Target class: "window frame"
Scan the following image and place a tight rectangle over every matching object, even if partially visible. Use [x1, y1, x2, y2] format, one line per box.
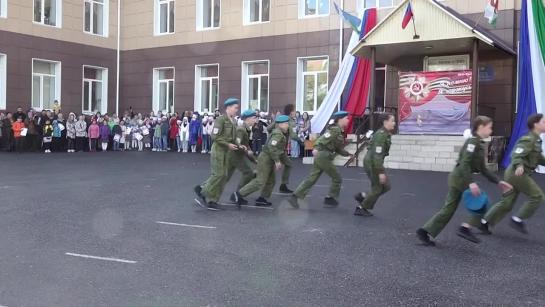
[194, 64, 220, 113]
[152, 67, 175, 114]
[154, 0, 175, 36]
[243, 0, 270, 25]
[84, 0, 109, 37]
[357, 0, 394, 12]
[298, 0, 329, 19]
[82, 65, 108, 115]
[0, 0, 7, 18]
[241, 60, 270, 112]
[33, 0, 63, 28]
[0, 53, 6, 110]
[196, 0, 221, 31]
[296, 55, 329, 115]
[31, 58, 62, 112]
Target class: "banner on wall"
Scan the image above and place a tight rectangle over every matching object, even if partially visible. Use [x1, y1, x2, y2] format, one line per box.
[398, 70, 472, 135]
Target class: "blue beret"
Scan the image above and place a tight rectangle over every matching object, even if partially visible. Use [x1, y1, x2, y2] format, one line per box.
[241, 109, 257, 119]
[224, 97, 240, 107]
[276, 115, 290, 123]
[333, 111, 349, 119]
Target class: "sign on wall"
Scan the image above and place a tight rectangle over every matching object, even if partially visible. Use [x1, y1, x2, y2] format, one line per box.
[398, 70, 472, 135]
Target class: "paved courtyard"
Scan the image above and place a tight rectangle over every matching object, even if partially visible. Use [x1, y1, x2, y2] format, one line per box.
[1, 152, 545, 306]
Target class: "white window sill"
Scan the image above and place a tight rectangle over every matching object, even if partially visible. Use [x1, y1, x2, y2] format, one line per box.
[196, 26, 221, 32]
[153, 31, 175, 36]
[33, 21, 61, 29]
[243, 20, 271, 26]
[84, 30, 109, 38]
[298, 13, 330, 19]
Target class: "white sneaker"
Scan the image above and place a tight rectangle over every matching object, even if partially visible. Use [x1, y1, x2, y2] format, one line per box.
[152, 148, 156, 152]
[178, 149, 181, 153]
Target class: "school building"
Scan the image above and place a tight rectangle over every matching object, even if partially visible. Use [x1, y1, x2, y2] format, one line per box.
[0, 0, 520, 138]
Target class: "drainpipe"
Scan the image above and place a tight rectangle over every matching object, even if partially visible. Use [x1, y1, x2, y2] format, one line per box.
[116, 0, 121, 115]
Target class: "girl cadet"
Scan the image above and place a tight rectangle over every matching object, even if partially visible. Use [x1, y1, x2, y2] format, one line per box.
[417, 116, 513, 246]
[194, 98, 240, 211]
[231, 115, 290, 208]
[288, 111, 352, 208]
[354, 113, 396, 217]
[481, 114, 545, 235]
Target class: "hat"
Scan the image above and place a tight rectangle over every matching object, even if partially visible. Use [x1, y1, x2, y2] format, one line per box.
[224, 97, 240, 107]
[462, 189, 489, 214]
[276, 115, 290, 123]
[241, 109, 257, 120]
[333, 111, 349, 119]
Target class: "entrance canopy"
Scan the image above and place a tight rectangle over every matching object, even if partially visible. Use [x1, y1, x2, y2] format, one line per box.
[350, 0, 516, 63]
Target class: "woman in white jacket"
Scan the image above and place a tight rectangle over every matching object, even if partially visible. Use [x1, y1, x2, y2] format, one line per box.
[178, 117, 190, 153]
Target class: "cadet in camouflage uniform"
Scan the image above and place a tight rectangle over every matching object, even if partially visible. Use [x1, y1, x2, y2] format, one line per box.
[194, 98, 240, 211]
[226, 110, 259, 205]
[267, 104, 298, 193]
[417, 116, 513, 245]
[354, 113, 396, 217]
[288, 111, 352, 208]
[482, 114, 545, 234]
[232, 115, 290, 207]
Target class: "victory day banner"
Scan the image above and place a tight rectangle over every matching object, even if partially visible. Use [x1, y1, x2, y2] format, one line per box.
[398, 70, 472, 135]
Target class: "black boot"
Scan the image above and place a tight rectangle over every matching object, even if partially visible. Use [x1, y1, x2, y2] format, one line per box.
[231, 191, 248, 207]
[279, 184, 293, 194]
[416, 228, 435, 246]
[206, 201, 222, 211]
[287, 194, 299, 209]
[456, 226, 480, 243]
[354, 206, 373, 217]
[510, 218, 528, 234]
[256, 197, 272, 207]
[324, 196, 339, 207]
[477, 220, 492, 235]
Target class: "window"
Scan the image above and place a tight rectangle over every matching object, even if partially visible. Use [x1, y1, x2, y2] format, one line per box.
[299, 0, 329, 18]
[243, 0, 270, 24]
[358, 0, 393, 12]
[153, 68, 175, 114]
[242, 61, 269, 111]
[85, 0, 109, 36]
[0, 54, 6, 110]
[82, 66, 108, 114]
[197, 0, 220, 30]
[0, 0, 7, 18]
[32, 59, 61, 111]
[195, 64, 219, 113]
[34, 0, 62, 27]
[297, 57, 329, 113]
[154, 0, 175, 35]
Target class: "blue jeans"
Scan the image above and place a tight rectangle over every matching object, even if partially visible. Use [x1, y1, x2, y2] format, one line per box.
[153, 137, 161, 150]
[202, 135, 210, 152]
[176, 137, 181, 151]
[113, 141, 120, 151]
[161, 135, 168, 151]
[290, 139, 300, 158]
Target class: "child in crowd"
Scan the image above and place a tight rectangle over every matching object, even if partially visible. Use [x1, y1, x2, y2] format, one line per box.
[179, 117, 189, 153]
[66, 113, 76, 153]
[142, 119, 152, 150]
[119, 120, 126, 151]
[201, 115, 209, 154]
[153, 119, 162, 152]
[52, 120, 62, 152]
[75, 115, 87, 152]
[124, 121, 132, 151]
[205, 116, 214, 152]
[131, 122, 140, 151]
[133, 121, 143, 151]
[43, 119, 53, 153]
[169, 116, 179, 152]
[160, 117, 169, 151]
[88, 119, 100, 152]
[12, 117, 25, 153]
[99, 121, 110, 151]
[112, 121, 122, 151]
[189, 114, 200, 153]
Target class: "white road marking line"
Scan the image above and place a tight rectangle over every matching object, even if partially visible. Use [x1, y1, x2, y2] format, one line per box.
[156, 221, 217, 229]
[65, 252, 137, 264]
[344, 178, 363, 182]
[219, 203, 274, 210]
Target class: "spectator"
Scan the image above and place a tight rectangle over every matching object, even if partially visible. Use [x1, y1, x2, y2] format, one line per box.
[14, 107, 27, 122]
[133, 122, 143, 151]
[88, 119, 100, 152]
[205, 116, 214, 152]
[119, 120, 127, 151]
[160, 117, 169, 152]
[52, 100, 61, 114]
[169, 116, 178, 152]
[66, 113, 76, 153]
[124, 120, 133, 151]
[26, 117, 40, 152]
[290, 111, 301, 158]
[179, 117, 189, 153]
[99, 120, 111, 152]
[52, 119, 62, 152]
[142, 118, 152, 150]
[42, 119, 53, 153]
[12, 116, 25, 153]
[112, 120, 122, 151]
[201, 115, 210, 154]
[2, 112, 13, 151]
[57, 113, 66, 151]
[189, 114, 200, 153]
[75, 115, 87, 152]
[153, 119, 162, 152]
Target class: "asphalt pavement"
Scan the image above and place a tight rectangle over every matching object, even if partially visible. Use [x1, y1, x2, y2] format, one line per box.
[1, 152, 545, 306]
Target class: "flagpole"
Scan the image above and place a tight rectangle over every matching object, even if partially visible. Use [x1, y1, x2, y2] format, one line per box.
[410, 0, 419, 39]
[338, 0, 344, 112]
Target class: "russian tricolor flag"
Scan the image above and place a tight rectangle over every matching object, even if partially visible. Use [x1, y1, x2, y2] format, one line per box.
[402, 1, 414, 29]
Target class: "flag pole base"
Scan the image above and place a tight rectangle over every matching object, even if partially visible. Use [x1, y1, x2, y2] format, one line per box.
[413, 35, 420, 39]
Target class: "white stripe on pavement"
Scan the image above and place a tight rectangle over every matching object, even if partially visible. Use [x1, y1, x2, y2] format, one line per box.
[156, 221, 217, 229]
[65, 252, 137, 264]
[219, 203, 275, 210]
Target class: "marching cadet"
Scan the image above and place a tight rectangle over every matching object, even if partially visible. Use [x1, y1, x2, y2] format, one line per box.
[288, 111, 352, 208]
[267, 104, 298, 194]
[353, 113, 396, 217]
[232, 115, 290, 207]
[417, 116, 513, 245]
[226, 110, 259, 205]
[481, 114, 545, 234]
[194, 98, 240, 211]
